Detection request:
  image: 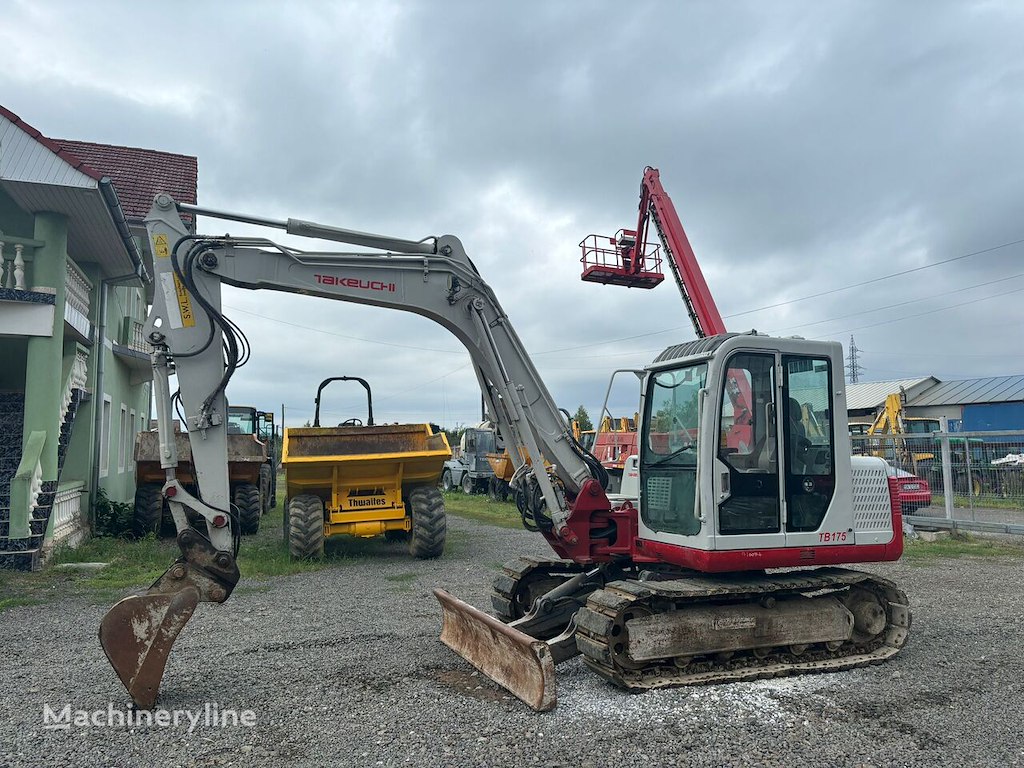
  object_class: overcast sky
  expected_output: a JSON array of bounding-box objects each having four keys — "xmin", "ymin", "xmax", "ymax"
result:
[{"xmin": 3, "ymin": 0, "xmax": 1022, "ymax": 427}]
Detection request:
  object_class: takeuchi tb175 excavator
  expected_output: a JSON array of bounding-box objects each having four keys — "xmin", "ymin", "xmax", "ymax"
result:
[{"xmin": 99, "ymin": 192, "xmax": 910, "ymax": 712}]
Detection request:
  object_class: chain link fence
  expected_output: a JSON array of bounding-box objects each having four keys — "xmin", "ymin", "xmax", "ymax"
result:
[{"xmin": 850, "ymin": 429, "xmax": 1024, "ymax": 535}]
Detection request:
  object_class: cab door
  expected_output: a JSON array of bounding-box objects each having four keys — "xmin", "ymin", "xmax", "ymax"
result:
[
  {"xmin": 780, "ymin": 355, "xmax": 840, "ymax": 546},
  {"xmin": 713, "ymin": 351, "xmax": 787, "ymax": 551}
]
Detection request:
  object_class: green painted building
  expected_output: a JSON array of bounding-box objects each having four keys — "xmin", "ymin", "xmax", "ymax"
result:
[{"xmin": 0, "ymin": 105, "xmax": 197, "ymax": 569}]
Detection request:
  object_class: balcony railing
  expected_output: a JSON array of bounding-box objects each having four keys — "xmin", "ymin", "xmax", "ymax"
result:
[
  {"xmin": 0, "ymin": 241, "xmax": 30, "ymax": 291},
  {"xmin": 64, "ymin": 260, "xmax": 92, "ymax": 340},
  {"xmin": 120, "ymin": 317, "xmax": 150, "ymax": 354},
  {"xmin": 51, "ymin": 482, "xmax": 87, "ymax": 548}
]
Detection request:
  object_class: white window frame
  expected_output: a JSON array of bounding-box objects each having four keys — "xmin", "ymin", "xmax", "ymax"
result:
[
  {"xmin": 129, "ymin": 408, "xmax": 137, "ymax": 469},
  {"xmin": 118, "ymin": 404, "xmax": 128, "ymax": 473},
  {"xmin": 100, "ymin": 395, "xmax": 112, "ymax": 478}
]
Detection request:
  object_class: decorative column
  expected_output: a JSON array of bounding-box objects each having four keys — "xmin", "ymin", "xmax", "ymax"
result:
[
  {"xmin": 22, "ymin": 213, "xmax": 67, "ymax": 485},
  {"xmin": 13, "ymin": 244, "xmax": 25, "ymax": 290}
]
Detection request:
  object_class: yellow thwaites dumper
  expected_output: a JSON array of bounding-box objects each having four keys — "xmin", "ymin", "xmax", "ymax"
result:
[{"xmin": 281, "ymin": 376, "xmax": 451, "ymax": 559}]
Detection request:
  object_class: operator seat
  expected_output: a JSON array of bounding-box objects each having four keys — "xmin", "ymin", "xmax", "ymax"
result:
[{"xmin": 788, "ymin": 397, "xmax": 809, "ymax": 474}]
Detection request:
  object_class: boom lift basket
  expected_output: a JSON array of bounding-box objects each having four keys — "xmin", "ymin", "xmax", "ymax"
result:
[{"xmin": 579, "ymin": 230, "xmax": 664, "ymax": 288}]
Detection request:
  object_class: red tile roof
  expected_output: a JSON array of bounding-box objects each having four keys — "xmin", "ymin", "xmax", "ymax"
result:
[{"xmin": 54, "ymin": 139, "xmax": 198, "ymax": 220}]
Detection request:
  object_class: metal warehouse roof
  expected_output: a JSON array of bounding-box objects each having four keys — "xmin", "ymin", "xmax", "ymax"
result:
[
  {"xmin": 907, "ymin": 376, "xmax": 1024, "ymax": 407},
  {"xmin": 845, "ymin": 378, "xmax": 937, "ymax": 410}
]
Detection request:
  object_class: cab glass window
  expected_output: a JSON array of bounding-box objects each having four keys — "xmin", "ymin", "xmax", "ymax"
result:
[{"xmin": 640, "ymin": 363, "xmax": 707, "ymax": 536}]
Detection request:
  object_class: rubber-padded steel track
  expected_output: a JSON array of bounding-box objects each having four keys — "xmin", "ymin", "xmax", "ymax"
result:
[
  {"xmin": 491, "ymin": 557, "xmax": 586, "ymax": 626},
  {"xmin": 575, "ymin": 567, "xmax": 911, "ymax": 690}
]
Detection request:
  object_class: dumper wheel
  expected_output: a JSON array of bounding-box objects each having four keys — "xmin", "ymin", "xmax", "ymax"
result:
[
  {"xmin": 260, "ymin": 464, "xmax": 274, "ymax": 514},
  {"xmin": 440, "ymin": 469, "xmax": 454, "ymax": 492},
  {"xmin": 462, "ymin": 473, "xmax": 474, "ymax": 495},
  {"xmin": 498, "ymin": 480, "xmax": 510, "ymax": 502},
  {"xmin": 288, "ymin": 494, "xmax": 325, "ymax": 559},
  {"xmin": 133, "ymin": 483, "xmax": 165, "ymax": 537},
  {"xmin": 235, "ymin": 483, "xmax": 262, "ymax": 535},
  {"xmin": 408, "ymin": 486, "xmax": 446, "ymax": 559},
  {"xmin": 488, "ymin": 476, "xmax": 501, "ymax": 501}
]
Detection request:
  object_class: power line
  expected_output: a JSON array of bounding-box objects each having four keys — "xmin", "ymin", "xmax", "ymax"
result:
[
  {"xmin": 813, "ymin": 283, "xmax": 1024, "ymax": 337},
  {"xmin": 535, "ymin": 235, "xmax": 1024, "ymax": 355},
  {"xmin": 224, "ymin": 235, "xmax": 1024, "ymax": 362},
  {"xmin": 770, "ymin": 271, "xmax": 1024, "ymax": 334},
  {"xmin": 723, "ymin": 236, "xmax": 1024, "ymax": 320},
  {"xmin": 222, "ymin": 304, "xmax": 462, "ymax": 354}
]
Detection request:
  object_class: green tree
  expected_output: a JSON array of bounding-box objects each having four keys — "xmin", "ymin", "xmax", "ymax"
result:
[
  {"xmin": 441, "ymin": 424, "xmax": 468, "ymax": 449},
  {"xmin": 652, "ymin": 399, "xmax": 698, "ymax": 434},
  {"xmin": 573, "ymin": 405, "xmax": 593, "ymax": 432}
]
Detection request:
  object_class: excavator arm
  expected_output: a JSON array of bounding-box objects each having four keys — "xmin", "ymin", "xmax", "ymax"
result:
[{"xmin": 100, "ymin": 194, "xmax": 609, "ymax": 709}]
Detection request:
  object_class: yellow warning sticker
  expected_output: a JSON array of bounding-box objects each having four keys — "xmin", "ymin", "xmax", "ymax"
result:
[
  {"xmin": 154, "ymin": 233, "xmax": 170, "ymax": 259},
  {"xmin": 172, "ymin": 273, "xmax": 196, "ymax": 328}
]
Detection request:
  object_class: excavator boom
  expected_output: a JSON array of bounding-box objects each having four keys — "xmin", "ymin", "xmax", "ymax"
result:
[{"xmin": 100, "ymin": 194, "xmax": 607, "ymax": 708}]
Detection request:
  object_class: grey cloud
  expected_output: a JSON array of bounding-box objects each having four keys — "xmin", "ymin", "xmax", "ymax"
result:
[{"xmin": 2, "ymin": 0, "xmax": 1022, "ymax": 425}]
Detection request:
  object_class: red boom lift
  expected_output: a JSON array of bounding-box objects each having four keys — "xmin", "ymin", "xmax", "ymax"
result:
[{"xmin": 581, "ymin": 167, "xmax": 752, "ymax": 481}]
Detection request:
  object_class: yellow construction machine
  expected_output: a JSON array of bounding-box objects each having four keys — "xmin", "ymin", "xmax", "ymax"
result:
[
  {"xmin": 282, "ymin": 376, "xmax": 450, "ymax": 558},
  {"xmin": 867, "ymin": 391, "xmax": 940, "ymax": 473}
]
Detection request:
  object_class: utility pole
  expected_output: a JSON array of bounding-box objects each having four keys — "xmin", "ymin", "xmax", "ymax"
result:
[{"xmin": 846, "ymin": 335, "xmax": 864, "ymax": 383}]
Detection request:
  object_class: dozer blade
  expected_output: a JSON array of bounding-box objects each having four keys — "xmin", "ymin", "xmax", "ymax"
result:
[
  {"xmin": 99, "ymin": 587, "xmax": 199, "ymax": 709},
  {"xmin": 434, "ymin": 588, "xmax": 556, "ymax": 712}
]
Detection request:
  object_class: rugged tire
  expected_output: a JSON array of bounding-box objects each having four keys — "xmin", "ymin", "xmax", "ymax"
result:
[
  {"xmin": 234, "ymin": 483, "xmax": 263, "ymax": 535},
  {"xmin": 288, "ymin": 494, "xmax": 325, "ymax": 559},
  {"xmin": 260, "ymin": 464, "xmax": 275, "ymax": 513},
  {"xmin": 133, "ymin": 483, "xmax": 165, "ymax": 537},
  {"xmin": 408, "ymin": 486, "xmax": 446, "ymax": 559},
  {"xmin": 440, "ymin": 469, "xmax": 454, "ymax": 492},
  {"xmin": 462, "ymin": 473, "xmax": 474, "ymax": 495},
  {"xmin": 488, "ymin": 476, "xmax": 509, "ymax": 502}
]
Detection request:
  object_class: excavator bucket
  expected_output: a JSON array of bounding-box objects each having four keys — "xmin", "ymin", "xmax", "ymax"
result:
[
  {"xmin": 434, "ymin": 588, "xmax": 557, "ymax": 712},
  {"xmin": 99, "ymin": 528, "xmax": 239, "ymax": 709},
  {"xmin": 99, "ymin": 587, "xmax": 200, "ymax": 709}
]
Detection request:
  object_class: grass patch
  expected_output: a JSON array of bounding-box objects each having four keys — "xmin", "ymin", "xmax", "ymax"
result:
[
  {"xmin": 239, "ymin": 504, "xmax": 402, "ymax": 579},
  {"xmin": 902, "ymin": 533, "xmax": 1024, "ymax": 562},
  {"xmin": 0, "ymin": 596, "xmax": 43, "ymax": 612},
  {"xmin": 930, "ymin": 494, "xmax": 1024, "ymax": 512},
  {"xmin": 0, "ymin": 480, "xmax": 514, "ymax": 608},
  {"xmin": 443, "ymin": 491, "xmax": 522, "ymax": 529},
  {"xmin": 51, "ymin": 534, "xmax": 177, "ymax": 590}
]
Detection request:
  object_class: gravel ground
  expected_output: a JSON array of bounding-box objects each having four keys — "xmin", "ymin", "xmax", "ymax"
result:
[{"xmin": 1, "ymin": 516, "xmax": 1022, "ymax": 768}]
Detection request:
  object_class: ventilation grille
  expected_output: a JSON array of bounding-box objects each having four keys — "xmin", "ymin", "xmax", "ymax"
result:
[
  {"xmin": 851, "ymin": 459, "xmax": 892, "ymax": 531},
  {"xmin": 646, "ymin": 476, "xmax": 672, "ymax": 512}
]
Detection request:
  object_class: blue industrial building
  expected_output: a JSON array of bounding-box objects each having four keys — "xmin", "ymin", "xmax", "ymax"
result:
[
  {"xmin": 846, "ymin": 375, "xmax": 1024, "ymax": 434},
  {"xmin": 907, "ymin": 376, "xmax": 1024, "ymax": 433}
]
